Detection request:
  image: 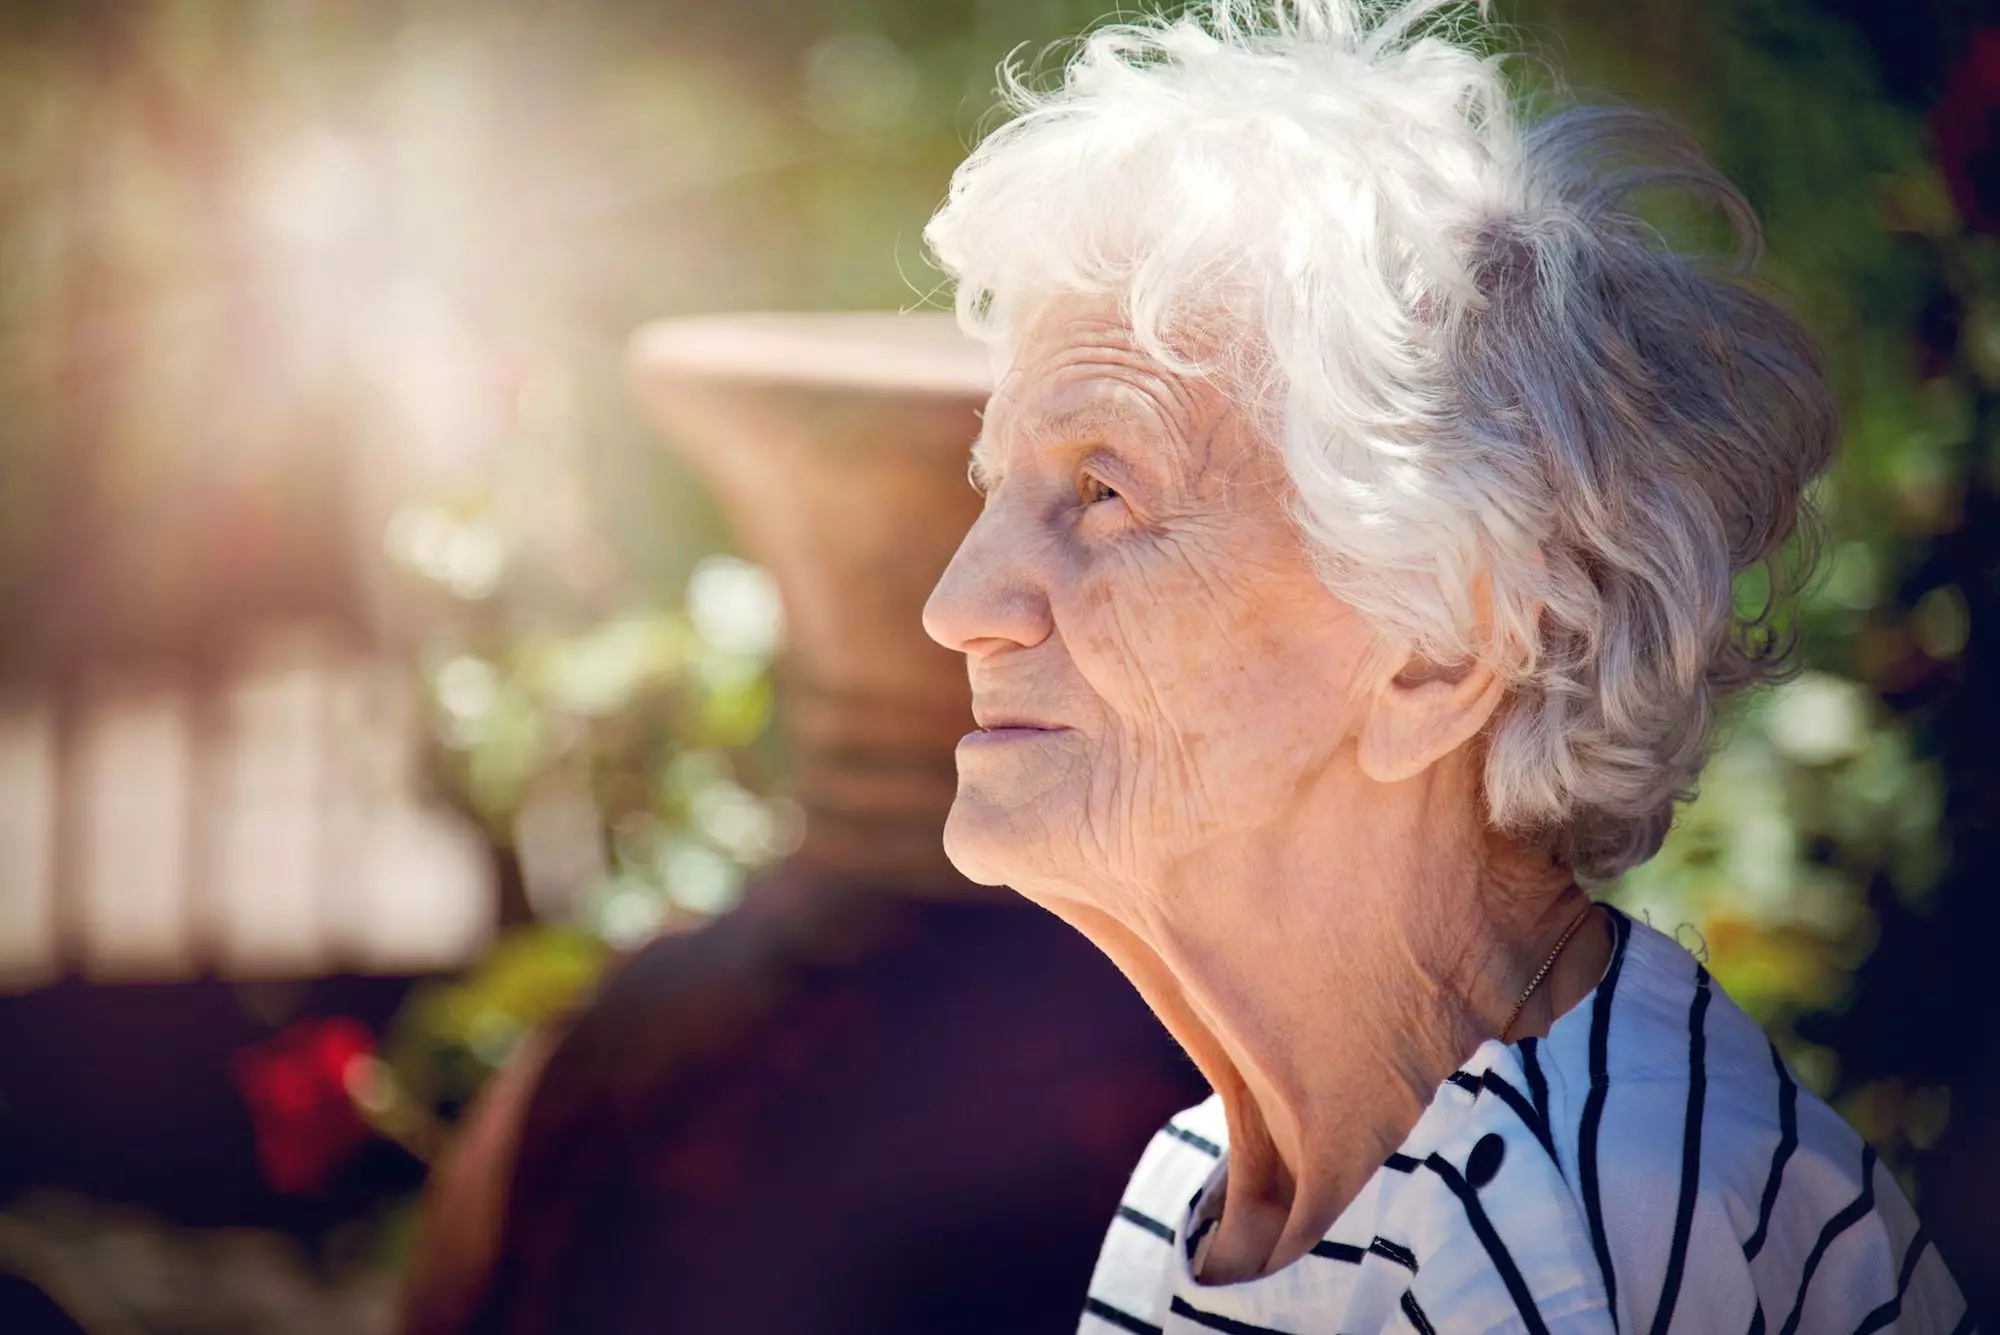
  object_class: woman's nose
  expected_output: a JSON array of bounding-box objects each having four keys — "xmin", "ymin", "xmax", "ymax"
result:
[{"xmin": 923, "ymin": 502, "xmax": 1053, "ymax": 657}]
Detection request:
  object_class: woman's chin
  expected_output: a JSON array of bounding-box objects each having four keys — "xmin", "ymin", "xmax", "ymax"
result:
[{"xmin": 941, "ymin": 793, "xmax": 1044, "ymax": 889}]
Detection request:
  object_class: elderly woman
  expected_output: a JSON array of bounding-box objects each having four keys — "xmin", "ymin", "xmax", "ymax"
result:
[{"xmin": 920, "ymin": 3, "xmax": 1972, "ymax": 1333}]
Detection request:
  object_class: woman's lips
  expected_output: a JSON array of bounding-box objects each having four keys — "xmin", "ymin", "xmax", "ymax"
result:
[{"xmin": 959, "ymin": 724, "xmax": 1069, "ymax": 747}]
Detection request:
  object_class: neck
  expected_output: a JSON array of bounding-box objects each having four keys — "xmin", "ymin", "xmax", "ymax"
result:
[{"xmin": 1109, "ymin": 752, "xmax": 1603, "ymax": 1284}]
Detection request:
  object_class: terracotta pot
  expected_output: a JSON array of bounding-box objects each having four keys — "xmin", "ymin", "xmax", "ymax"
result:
[{"xmin": 627, "ymin": 313, "xmax": 990, "ymax": 891}]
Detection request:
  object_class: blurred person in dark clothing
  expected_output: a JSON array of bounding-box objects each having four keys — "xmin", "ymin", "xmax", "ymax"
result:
[{"xmin": 403, "ymin": 866, "xmax": 1205, "ymax": 1335}]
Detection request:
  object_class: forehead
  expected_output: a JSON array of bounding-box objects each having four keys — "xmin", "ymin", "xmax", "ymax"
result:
[{"xmin": 975, "ymin": 296, "xmax": 1217, "ymax": 465}]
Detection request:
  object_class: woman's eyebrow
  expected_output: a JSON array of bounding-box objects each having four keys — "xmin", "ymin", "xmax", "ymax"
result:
[
  {"xmin": 967, "ymin": 401, "xmax": 1140, "ymax": 490},
  {"xmin": 1023, "ymin": 403, "xmax": 1131, "ymax": 448}
]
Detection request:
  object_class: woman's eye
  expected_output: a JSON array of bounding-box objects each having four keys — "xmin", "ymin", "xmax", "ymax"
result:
[{"xmin": 1080, "ymin": 474, "xmax": 1120, "ymax": 506}]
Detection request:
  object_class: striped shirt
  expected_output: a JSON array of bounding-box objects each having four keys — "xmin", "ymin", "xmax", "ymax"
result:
[{"xmin": 1080, "ymin": 907, "xmax": 1972, "ymax": 1335}]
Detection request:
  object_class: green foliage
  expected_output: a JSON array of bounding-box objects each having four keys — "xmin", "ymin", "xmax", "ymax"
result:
[{"xmin": 381, "ymin": 924, "xmax": 609, "ymax": 1118}]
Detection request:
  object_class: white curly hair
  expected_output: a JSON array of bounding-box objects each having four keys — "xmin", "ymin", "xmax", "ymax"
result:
[{"xmin": 924, "ymin": 0, "xmax": 1837, "ymax": 882}]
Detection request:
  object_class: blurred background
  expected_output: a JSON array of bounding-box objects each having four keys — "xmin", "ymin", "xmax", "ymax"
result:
[{"xmin": 0, "ymin": 0, "xmax": 1996, "ymax": 1330}]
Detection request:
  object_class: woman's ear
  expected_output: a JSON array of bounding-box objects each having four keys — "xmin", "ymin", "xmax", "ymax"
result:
[
  {"xmin": 1355, "ymin": 641, "xmax": 1508, "ymax": 785},
  {"xmin": 1356, "ymin": 562, "xmax": 1535, "ymax": 785}
]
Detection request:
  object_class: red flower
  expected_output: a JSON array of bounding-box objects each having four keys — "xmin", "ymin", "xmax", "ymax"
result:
[
  {"xmin": 230, "ymin": 1016, "xmax": 378, "ymax": 1196},
  {"xmin": 1934, "ymin": 28, "xmax": 2000, "ymax": 235}
]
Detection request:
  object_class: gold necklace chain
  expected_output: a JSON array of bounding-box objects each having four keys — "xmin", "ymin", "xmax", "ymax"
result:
[{"xmin": 1499, "ymin": 902, "xmax": 1597, "ymax": 1044}]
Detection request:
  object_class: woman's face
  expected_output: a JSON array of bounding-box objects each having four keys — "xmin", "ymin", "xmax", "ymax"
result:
[{"xmin": 924, "ymin": 297, "xmax": 1388, "ymax": 913}]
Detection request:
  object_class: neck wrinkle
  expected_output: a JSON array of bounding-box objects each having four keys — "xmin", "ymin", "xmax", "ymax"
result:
[{"xmin": 1148, "ymin": 750, "xmax": 1576, "ymax": 1286}]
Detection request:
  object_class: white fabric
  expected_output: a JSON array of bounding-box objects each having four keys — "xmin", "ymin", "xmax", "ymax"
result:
[{"xmin": 1079, "ymin": 908, "xmax": 1972, "ymax": 1335}]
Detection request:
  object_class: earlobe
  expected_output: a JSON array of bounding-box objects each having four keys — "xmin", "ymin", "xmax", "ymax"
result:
[{"xmin": 1356, "ymin": 653, "xmax": 1508, "ymax": 785}]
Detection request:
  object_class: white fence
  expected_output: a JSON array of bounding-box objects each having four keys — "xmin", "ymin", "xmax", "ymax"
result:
[{"xmin": 0, "ymin": 630, "xmax": 494, "ymax": 990}]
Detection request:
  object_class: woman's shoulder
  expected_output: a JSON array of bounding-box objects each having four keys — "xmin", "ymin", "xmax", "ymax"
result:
[
  {"xmin": 1476, "ymin": 908, "xmax": 1969, "ymax": 1334},
  {"xmin": 1516, "ymin": 911, "xmax": 1855, "ymax": 1201}
]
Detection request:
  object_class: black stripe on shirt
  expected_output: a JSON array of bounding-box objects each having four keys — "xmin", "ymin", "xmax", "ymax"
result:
[
  {"xmin": 1371, "ymin": 1237, "xmax": 1419, "ymax": 1271},
  {"xmin": 1167, "ymin": 1295, "xmax": 1290, "ymax": 1334},
  {"xmin": 1650, "ymin": 963, "xmax": 1713, "ymax": 1335},
  {"xmin": 1744, "ymin": 1040, "xmax": 1799, "ymax": 1263},
  {"xmin": 1520, "ymin": 1035, "xmax": 1553, "ymax": 1141},
  {"xmin": 1308, "ymin": 1235, "xmax": 1419, "ymax": 1272},
  {"xmin": 1164, "ymin": 1123, "xmax": 1224, "ymax": 1157},
  {"xmin": 1776, "ymin": 1143, "xmax": 1878, "ymax": 1335},
  {"xmin": 1310, "ymin": 1239, "xmax": 1365, "ymax": 1263},
  {"xmin": 1580, "ymin": 906, "xmax": 1633, "ymax": 1330},
  {"xmin": 1401, "ymin": 1289, "xmax": 1438, "ymax": 1335},
  {"xmin": 1448, "ymin": 1070, "xmax": 1484, "ymax": 1096},
  {"xmin": 1085, "ymin": 1296, "xmax": 1162, "ymax": 1335},
  {"xmin": 1482, "ymin": 1069, "xmax": 1557, "ymax": 1162},
  {"xmin": 1386, "ymin": 1152, "xmax": 1421, "ymax": 1174},
  {"xmin": 1425, "ymin": 1151, "xmax": 1554, "ymax": 1335},
  {"xmin": 1748, "ymin": 1302, "xmax": 1765, "ymax": 1335},
  {"xmin": 1851, "ymin": 1226, "xmax": 1930, "ymax": 1335},
  {"xmin": 1946, "ymin": 1306, "xmax": 1976, "ymax": 1335},
  {"xmin": 1117, "ymin": 1204, "xmax": 1175, "ymax": 1243}
]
